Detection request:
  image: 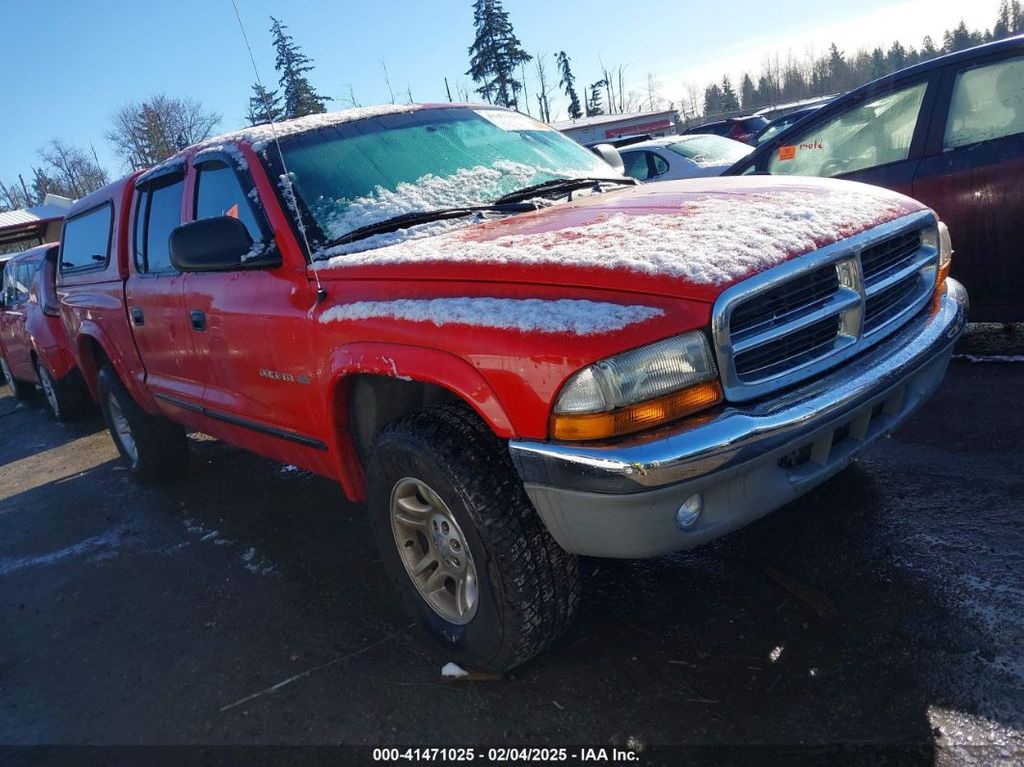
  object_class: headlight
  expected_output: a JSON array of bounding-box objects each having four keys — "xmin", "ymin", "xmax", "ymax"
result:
[
  {"xmin": 923, "ymin": 220, "xmax": 953, "ymax": 291},
  {"xmin": 551, "ymin": 330, "xmax": 722, "ymax": 440}
]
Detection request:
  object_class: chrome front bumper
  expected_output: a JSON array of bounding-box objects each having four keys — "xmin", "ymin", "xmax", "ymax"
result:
[{"xmin": 508, "ymin": 279, "xmax": 968, "ymax": 558}]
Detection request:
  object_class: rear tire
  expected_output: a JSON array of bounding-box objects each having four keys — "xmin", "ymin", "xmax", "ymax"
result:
[
  {"xmin": 97, "ymin": 364, "xmax": 189, "ymax": 482},
  {"xmin": 367, "ymin": 403, "xmax": 580, "ymax": 672},
  {"xmin": 0, "ymin": 351, "xmax": 32, "ymax": 399},
  {"xmin": 35, "ymin": 358, "xmax": 87, "ymax": 422}
]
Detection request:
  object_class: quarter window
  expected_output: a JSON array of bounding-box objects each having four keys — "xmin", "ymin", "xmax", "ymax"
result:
[
  {"xmin": 621, "ymin": 151, "xmax": 669, "ymax": 181},
  {"xmin": 60, "ymin": 204, "xmax": 113, "ymax": 272},
  {"xmin": 944, "ymin": 56, "xmax": 1024, "ymax": 150},
  {"xmin": 135, "ymin": 177, "xmax": 184, "ymax": 274},
  {"xmin": 768, "ymin": 81, "xmax": 928, "ymax": 177},
  {"xmin": 194, "ymin": 160, "xmax": 263, "ymax": 241}
]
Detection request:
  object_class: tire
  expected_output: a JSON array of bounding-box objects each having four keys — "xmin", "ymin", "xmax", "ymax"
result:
[
  {"xmin": 35, "ymin": 358, "xmax": 87, "ymax": 422},
  {"xmin": 97, "ymin": 364, "xmax": 189, "ymax": 483},
  {"xmin": 367, "ymin": 403, "xmax": 580, "ymax": 672},
  {"xmin": 0, "ymin": 351, "xmax": 33, "ymax": 399}
]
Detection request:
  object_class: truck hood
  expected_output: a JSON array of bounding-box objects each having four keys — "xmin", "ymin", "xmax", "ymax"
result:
[{"xmin": 313, "ymin": 175, "xmax": 926, "ymax": 304}]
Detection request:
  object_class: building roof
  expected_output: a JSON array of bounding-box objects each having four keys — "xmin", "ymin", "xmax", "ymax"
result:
[
  {"xmin": 550, "ymin": 109, "xmax": 678, "ymax": 131},
  {"xmin": 0, "ymin": 195, "xmax": 74, "ymax": 247}
]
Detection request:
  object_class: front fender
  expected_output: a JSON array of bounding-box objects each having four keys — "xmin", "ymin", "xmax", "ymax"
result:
[
  {"xmin": 324, "ymin": 342, "xmax": 516, "ymax": 501},
  {"xmin": 74, "ymin": 320, "xmax": 158, "ymax": 412}
]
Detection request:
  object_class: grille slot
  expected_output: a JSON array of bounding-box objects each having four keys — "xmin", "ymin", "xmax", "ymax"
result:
[
  {"xmin": 861, "ymin": 229, "xmax": 922, "ymax": 283},
  {"xmin": 864, "ymin": 272, "xmax": 923, "ymax": 331},
  {"xmin": 734, "ymin": 315, "xmax": 840, "ymax": 379},
  {"xmin": 730, "ymin": 265, "xmax": 839, "ymax": 338},
  {"xmin": 714, "ymin": 214, "xmax": 939, "ymax": 403}
]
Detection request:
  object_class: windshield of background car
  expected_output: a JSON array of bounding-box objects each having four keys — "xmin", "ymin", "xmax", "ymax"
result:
[
  {"xmin": 667, "ymin": 135, "xmax": 751, "ymax": 165},
  {"xmin": 266, "ymin": 107, "xmax": 617, "ymax": 249},
  {"xmin": 766, "ymin": 82, "xmax": 928, "ymax": 177}
]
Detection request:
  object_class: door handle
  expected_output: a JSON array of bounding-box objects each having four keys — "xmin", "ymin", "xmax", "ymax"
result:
[
  {"xmin": 130, "ymin": 307, "xmax": 144, "ymax": 326},
  {"xmin": 189, "ymin": 309, "xmax": 207, "ymax": 332}
]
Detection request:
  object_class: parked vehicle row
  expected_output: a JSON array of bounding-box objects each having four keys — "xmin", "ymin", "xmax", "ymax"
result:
[
  {"xmin": 39, "ymin": 102, "xmax": 966, "ymax": 672},
  {"xmin": 618, "ymin": 134, "xmax": 752, "ymax": 182}
]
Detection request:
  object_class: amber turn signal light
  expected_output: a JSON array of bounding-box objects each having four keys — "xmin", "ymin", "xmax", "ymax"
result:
[{"xmin": 550, "ymin": 381, "xmax": 724, "ymax": 441}]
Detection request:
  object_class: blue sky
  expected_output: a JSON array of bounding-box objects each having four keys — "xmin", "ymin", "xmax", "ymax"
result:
[{"xmin": 0, "ymin": 0, "xmax": 999, "ymax": 183}]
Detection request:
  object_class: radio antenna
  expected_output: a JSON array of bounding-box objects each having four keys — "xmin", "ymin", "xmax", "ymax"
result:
[{"xmin": 230, "ymin": 0, "xmax": 327, "ymax": 305}]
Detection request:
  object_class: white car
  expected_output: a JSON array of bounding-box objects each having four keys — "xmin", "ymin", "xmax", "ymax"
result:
[{"xmin": 619, "ymin": 135, "xmax": 752, "ymax": 182}]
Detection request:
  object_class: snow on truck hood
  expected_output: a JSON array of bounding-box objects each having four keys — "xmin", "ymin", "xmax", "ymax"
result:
[{"xmin": 313, "ymin": 176, "xmax": 924, "ymax": 300}]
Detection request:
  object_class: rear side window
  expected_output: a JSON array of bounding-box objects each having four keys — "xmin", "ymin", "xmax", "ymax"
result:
[
  {"xmin": 944, "ymin": 56, "xmax": 1024, "ymax": 150},
  {"xmin": 135, "ymin": 177, "xmax": 184, "ymax": 274},
  {"xmin": 193, "ymin": 160, "xmax": 263, "ymax": 241},
  {"xmin": 60, "ymin": 204, "xmax": 113, "ymax": 272},
  {"xmin": 621, "ymin": 151, "xmax": 669, "ymax": 181}
]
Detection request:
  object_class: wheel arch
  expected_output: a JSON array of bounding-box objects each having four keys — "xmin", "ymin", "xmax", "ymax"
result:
[{"xmin": 325, "ymin": 343, "xmax": 516, "ymax": 501}]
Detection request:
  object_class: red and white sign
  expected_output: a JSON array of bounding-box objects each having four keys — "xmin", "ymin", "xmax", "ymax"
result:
[{"xmin": 604, "ymin": 119, "xmax": 673, "ymax": 138}]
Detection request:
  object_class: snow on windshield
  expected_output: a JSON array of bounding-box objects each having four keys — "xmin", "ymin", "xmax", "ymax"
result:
[
  {"xmin": 312, "ymin": 160, "xmax": 562, "ymax": 242},
  {"xmin": 316, "ymin": 182, "xmax": 912, "ymax": 285},
  {"xmin": 319, "ymin": 297, "xmax": 663, "ymax": 336}
]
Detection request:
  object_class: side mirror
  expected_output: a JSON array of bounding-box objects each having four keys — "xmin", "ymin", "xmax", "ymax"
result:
[
  {"xmin": 591, "ymin": 143, "xmax": 625, "ymax": 175},
  {"xmin": 169, "ymin": 216, "xmax": 279, "ymax": 272}
]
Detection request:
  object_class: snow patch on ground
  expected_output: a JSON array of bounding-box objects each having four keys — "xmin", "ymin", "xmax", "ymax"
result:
[
  {"xmin": 319, "ymin": 297, "xmax": 664, "ymax": 336},
  {"xmin": 240, "ymin": 546, "xmax": 277, "ymax": 577},
  {"xmin": 0, "ymin": 528, "xmax": 126, "ymax": 576},
  {"xmin": 441, "ymin": 662, "xmax": 469, "ymax": 678},
  {"xmin": 317, "ymin": 188, "xmax": 907, "ymax": 285},
  {"xmin": 953, "ymin": 354, "xmax": 1024, "ymax": 363}
]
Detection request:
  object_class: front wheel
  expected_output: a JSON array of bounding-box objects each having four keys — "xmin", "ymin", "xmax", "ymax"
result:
[
  {"xmin": 97, "ymin": 364, "xmax": 189, "ymax": 483},
  {"xmin": 367, "ymin": 404, "xmax": 580, "ymax": 672}
]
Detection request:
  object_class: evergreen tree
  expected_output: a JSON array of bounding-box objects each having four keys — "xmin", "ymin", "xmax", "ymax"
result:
[
  {"xmin": 870, "ymin": 47, "xmax": 887, "ymax": 79},
  {"xmin": 921, "ymin": 35, "xmax": 938, "ymax": 59},
  {"xmin": 703, "ymin": 84, "xmax": 724, "ymax": 116},
  {"xmin": 248, "ymin": 83, "xmax": 284, "ymax": 126},
  {"xmin": 556, "ymin": 51, "xmax": 583, "ymax": 120},
  {"xmin": 994, "ymin": 0, "xmax": 1011, "ymax": 38},
  {"xmin": 720, "ymin": 76, "xmax": 740, "ymax": 112},
  {"xmin": 587, "ymin": 80, "xmax": 606, "ymax": 116},
  {"xmin": 740, "ymin": 74, "xmax": 757, "ymax": 110},
  {"xmin": 466, "ymin": 0, "xmax": 532, "ymax": 110},
  {"xmin": 827, "ymin": 43, "xmax": 848, "ymax": 91},
  {"xmin": 270, "ymin": 16, "xmax": 329, "ymax": 119},
  {"xmin": 1013, "ymin": 0, "xmax": 1023, "ymax": 32},
  {"xmin": 886, "ymin": 41, "xmax": 907, "ymax": 71}
]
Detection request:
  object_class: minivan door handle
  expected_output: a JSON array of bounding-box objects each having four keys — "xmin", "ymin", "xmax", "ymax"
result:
[
  {"xmin": 189, "ymin": 309, "xmax": 207, "ymax": 332},
  {"xmin": 130, "ymin": 307, "xmax": 144, "ymax": 326}
]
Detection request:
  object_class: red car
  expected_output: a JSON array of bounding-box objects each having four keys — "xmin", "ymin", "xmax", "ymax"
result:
[
  {"xmin": 726, "ymin": 35, "xmax": 1024, "ymax": 321},
  {"xmin": 683, "ymin": 115, "xmax": 770, "ymax": 145},
  {"xmin": 0, "ymin": 243, "xmax": 88, "ymax": 419},
  {"xmin": 58, "ymin": 105, "xmax": 965, "ymax": 670}
]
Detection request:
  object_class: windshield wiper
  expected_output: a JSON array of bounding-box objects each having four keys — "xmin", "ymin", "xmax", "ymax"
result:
[
  {"xmin": 494, "ymin": 176, "xmax": 636, "ymax": 204},
  {"xmin": 321, "ymin": 201, "xmax": 540, "ymax": 251}
]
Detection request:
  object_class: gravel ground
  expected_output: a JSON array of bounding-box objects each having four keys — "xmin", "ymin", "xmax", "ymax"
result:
[{"xmin": 0, "ymin": 324, "xmax": 1021, "ymax": 762}]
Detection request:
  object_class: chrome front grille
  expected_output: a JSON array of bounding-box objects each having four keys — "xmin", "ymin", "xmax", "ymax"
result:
[{"xmin": 712, "ymin": 212, "xmax": 939, "ymax": 402}]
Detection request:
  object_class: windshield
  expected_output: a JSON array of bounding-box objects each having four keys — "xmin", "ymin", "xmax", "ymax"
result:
[
  {"xmin": 263, "ymin": 107, "xmax": 617, "ymax": 252},
  {"xmin": 666, "ymin": 135, "xmax": 751, "ymax": 165}
]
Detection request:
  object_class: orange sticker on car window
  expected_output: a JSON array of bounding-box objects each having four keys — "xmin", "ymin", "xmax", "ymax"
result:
[
  {"xmin": 778, "ymin": 145, "xmax": 796, "ymax": 161},
  {"xmin": 226, "ymin": 203, "xmax": 240, "ymax": 219}
]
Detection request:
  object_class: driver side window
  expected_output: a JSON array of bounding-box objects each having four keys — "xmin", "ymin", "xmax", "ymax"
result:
[{"xmin": 768, "ymin": 81, "xmax": 929, "ymax": 177}]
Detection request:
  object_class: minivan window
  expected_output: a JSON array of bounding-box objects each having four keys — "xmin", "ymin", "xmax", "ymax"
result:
[
  {"xmin": 136, "ymin": 177, "xmax": 184, "ymax": 274},
  {"xmin": 944, "ymin": 56, "xmax": 1024, "ymax": 150},
  {"xmin": 194, "ymin": 161, "xmax": 263, "ymax": 241},
  {"xmin": 768, "ymin": 81, "xmax": 928, "ymax": 177},
  {"xmin": 60, "ymin": 204, "xmax": 113, "ymax": 272}
]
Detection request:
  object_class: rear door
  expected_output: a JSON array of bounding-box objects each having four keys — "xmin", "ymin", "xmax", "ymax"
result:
[
  {"xmin": 761, "ymin": 75, "xmax": 940, "ymax": 195},
  {"xmin": 912, "ymin": 53, "xmax": 1024, "ymax": 321},
  {"xmin": 124, "ymin": 167, "xmax": 204, "ymax": 407}
]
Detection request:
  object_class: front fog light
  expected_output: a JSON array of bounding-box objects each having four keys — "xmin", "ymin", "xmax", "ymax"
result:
[{"xmin": 676, "ymin": 493, "xmax": 703, "ymax": 529}]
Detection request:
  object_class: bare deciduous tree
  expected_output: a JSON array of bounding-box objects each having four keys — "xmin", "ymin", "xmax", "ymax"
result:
[
  {"xmin": 1, "ymin": 140, "xmax": 108, "ymax": 211},
  {"xmin": 533, "ymin": 53, "xmax": 555, "ymax": 123},
  {"xmin": 107, "ymin": 94, "xmax": 221, "ymax": 170}
]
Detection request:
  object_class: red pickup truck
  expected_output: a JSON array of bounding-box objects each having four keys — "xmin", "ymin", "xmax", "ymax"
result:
[
  {"xmin": 1, "ymin": 243, "xmax": 87, "ymax": 419},
  {"xmin": 57, "ymin": 105, "xmax": 966, "ymax": 671}
]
